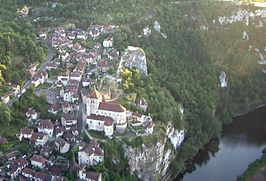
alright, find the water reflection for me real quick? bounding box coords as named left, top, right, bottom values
left=182, top=106, right=266, bottom=181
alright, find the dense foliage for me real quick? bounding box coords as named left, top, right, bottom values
left=0, top=87, right=49, bottom=138
left=0, top=0, right=46, bottom=93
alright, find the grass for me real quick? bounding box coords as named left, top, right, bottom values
left=39, top=82, right=52, bottom=89
left=88, top=130, right=109, bottom=140
left=239, top=152, right=266, bottom=181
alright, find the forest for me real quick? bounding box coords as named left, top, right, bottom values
left=0, top=0, right=46, bottom=95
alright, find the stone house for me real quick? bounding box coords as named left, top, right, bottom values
left=78, top=140, right=104, bottom=166
left=37, top=119, right=54, bottom=139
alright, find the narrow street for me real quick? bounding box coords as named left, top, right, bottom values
left=7, top=38, right=54, bottom=106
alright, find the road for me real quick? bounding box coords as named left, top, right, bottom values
left=77, top=96, right=86, bottom=139
left=7, top=38, right=54, bottom=106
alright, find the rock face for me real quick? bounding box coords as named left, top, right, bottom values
left=123, top=122, right=185, bottom=181
left=121, top=46, right=148, bottom=76
left=166, top=125, right=185, bottom=150
left=123, top=139, right=172, bottom=181
left=219, top=71, right=228, bottom=88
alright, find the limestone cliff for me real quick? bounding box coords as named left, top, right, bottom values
left=123, top=122, right=185, bottom=181
left=120, top=46, right=148, bottom=76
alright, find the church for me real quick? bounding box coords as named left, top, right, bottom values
left=86, top=89, right=127, bottom=137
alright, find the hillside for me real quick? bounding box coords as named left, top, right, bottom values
left=0, top=0, right=46, bottom=96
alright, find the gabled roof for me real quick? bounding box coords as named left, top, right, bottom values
left=133, top=112, right=142, bottom=118
left=50, top=104, right=61, bottom=111
left=62, top=113, right=77, bottom=121
left=86, top=171, right=101, bottom=181
left=31, top=155, right=46, bottom=165
left=99, top=102, right=126, bottom=113
left=31, top=132, right=48, bottom=141
left=38, top=119, right=54, bottom=130
left=55, top=138, right=68, bottom=147
left=34, top=172, right=51, bottom=181
left=79, top=139, right=103, bottom=157
left=20, top=127, right=34, bottom=135
left=87, top=114, right=114, bottom=126
left=87, top=114, right=106, bottom=121
left=89, top=89, right=102, bottom=99
left=22, top=167, right=34, bottom=176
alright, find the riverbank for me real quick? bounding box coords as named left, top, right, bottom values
left=238, top=152, right=266, bottom=181
left=174, top=104, right=266, bottom=181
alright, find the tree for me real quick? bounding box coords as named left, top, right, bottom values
left=0, top=103, right=11, bottom=126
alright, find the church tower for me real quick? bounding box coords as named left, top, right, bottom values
left=87, top=89, right=102, bottom=115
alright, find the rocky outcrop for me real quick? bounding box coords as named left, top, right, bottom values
left=121, top=46, right=148, bottom=76
left=123, top=140, right=172, bottom=180
left=219, top=71, right=228, bottom=88
left=123, top=122, right=185, bottom=181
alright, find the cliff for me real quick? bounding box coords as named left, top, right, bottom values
left=123, top=122, right=185, bottom=180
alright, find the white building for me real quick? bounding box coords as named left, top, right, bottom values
left=63, top=85, right=79, bottom=103
left=25, top=108, right=38, bottom=121
left=17, top=127, right=34, bottom=141
left=31, top=155, right=46, bottom=169
left=37, top=119, right=54, bottom=139
left=96, top=102, right=127, bottom=125
left=103, top=37, right=113, bottom=48
left=86, top=89, right=103, bottom=115
left=61, top=113, right=77, bottom=128
left=70, top=71, right=82, bottom=82
left=30, top=133, right=48, bottom=147
left=57, top=72, right=69, bottom=86
left=86, top=89, right=127, bottom=132
left=78, top=140, right=104, bottom=166
left=77, top=30, right=87, bottom=40
left=86, top=114, right=114, bottom=137
left=55, top=138, right=70, bottom=154
left=79, top=171, right=102, bottom=181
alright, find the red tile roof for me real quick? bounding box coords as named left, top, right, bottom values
left=104, top=117, right=114, bottom=126
left=20, top=127, right=34, bottom=135
left=80, top=139, right=103, bottom=157
left=31, top=155, right=46, bottom=165
left=38, top=119, right=54, bottom=130
left=31, top=132, right=48, bottom=141
left=86, top=171, right=101, bottom=181
left=133, top=112, right=142, bottom=118
left=99, top=102, right=126, bottom=112
left=87, top=114, right=106, bottom=121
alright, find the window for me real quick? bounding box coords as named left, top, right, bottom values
left=98, top=122, right=100, bottom=125
left=90, top=121, right=92, bottom=123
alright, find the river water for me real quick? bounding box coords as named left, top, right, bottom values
left=182, top=106, right=266, bottom=181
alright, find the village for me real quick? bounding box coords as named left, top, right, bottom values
left=0, top=22, right=156, bottom=181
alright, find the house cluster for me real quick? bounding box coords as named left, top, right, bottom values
left=75, top=139, right=104, bottom=180
left=27, top=62, right=50, bottom=88
left=1, top=152, right=65, bottom=181
left=0, top=114, right=102, bottom=180
left=0, top=83, right=21, bottom=104
left=0, top=21, right=152, bottom=180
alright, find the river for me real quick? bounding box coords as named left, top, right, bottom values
left=181, top=106, right=266, bottom=181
